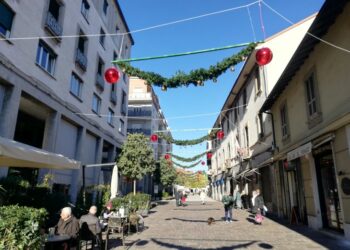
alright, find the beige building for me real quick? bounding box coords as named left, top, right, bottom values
left=128, top=77, right=172, bottom=196
left=0, top=0, right=133, bottom=201
left=261, top=0, right=350, bottom=239
left=208, top=14, right=314, bottom=209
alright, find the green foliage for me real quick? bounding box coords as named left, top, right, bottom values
left=111, top=196, right=128, bottom=210
left=126, top=193, right=151, bottom=212
left=160, top=159, right=177, bottom=187
left=170, top=151, right=207, bottom=162
left=162, top=191, right=169, bottom=199
left=117, top=133, right=156, bottom=184
left=86, top=184, right=111, bottom=214
left=156, top=129, right=219, bottom=146
left=0, top=205, right=48, bottom=250
left=36, top=173, right=54, bottom=188
left=116, top=43, right=257, bottom=88
left=172, top=159, right=202, bottom=169
left=74, top=187, right=93, bottom=218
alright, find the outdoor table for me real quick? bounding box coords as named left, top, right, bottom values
left=44, top=235, right=70, bottom=250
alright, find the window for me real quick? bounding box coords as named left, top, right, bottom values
left=0, top=2, right=14, bottom=38
left=96, top=58, right=105, bottom=89
left=36, top=41, right=56, bottom=75
left=70, top=73, right=83, bottom=98
left=48, top=0, right=60, bottom=20
left=255, top=67, right=262, bottom=95
left=305, top=72, right=319, bottom=117
left=81, top=0, right=90, bottom=20
left=280, top=103, right=289, bottom=139
left=46, top=0, right=62, bottom=37
left=242, top=88, right=247, bottom=110
left=113, top=51, right=118, bottom=61
left=244, top=125, right=249, bottom=148
left=256, top=113, right=264, bottom=138
left=121, top=91, right=127, bottom=115
left=234, top=101, right=238, bottom=123
left=92, top=93, right=101, bottom=114
left=119, top=119, right=125, bottom=134
left=99, top=28, right=105, bottom=47
left=75, top=31, right=88, bottom=70
left=103, top=0, right=108, bottom=15
left=107, top=108, right=114, bottom=126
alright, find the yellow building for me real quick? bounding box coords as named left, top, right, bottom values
left=261, top=0, right=350, bottom=239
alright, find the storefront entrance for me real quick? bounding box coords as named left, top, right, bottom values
left=314, top=146, right=343, bottom=232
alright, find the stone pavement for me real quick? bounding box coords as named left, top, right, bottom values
left=108, top=195, right=350, bottom=250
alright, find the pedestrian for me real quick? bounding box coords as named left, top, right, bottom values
left=181, top=191, right=187, bottom=206
left=200, top=190, right=206, bottom=205
left=175, top=190, right=180, bottom=207
left=234, top=187, right=242, bottom=209
left=222, top=190, right=235, bottom=223
left=252, top=188, right=265, bottom=224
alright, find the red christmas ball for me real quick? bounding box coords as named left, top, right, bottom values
left=201, top=161, right=205, bottom=166
left=104, top=67, right=120, bottom=84
left=207, top=152, right=212, bottom=159
left=150, top=134, right=158, bottom=142
left=164, top=154, right=170, bottom=160
left=217, top=131, right=224, bottom=140
left=256, top=47, right=273, bottom=66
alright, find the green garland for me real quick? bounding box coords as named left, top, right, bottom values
left=172, top=160, right=203, bottom=169
left=116, top=43, right=257, bottom=88
left=157, top=129, right=219, bottom=146
left=170, top=152, right=207, bottom=162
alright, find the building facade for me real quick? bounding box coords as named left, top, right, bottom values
left=127, top=77, right=172, bottom=196
left=261, top=0, right=350, bottom=239
left=0, top=0, right=133, bottom=202
left=208, top=15, right=314, bottom=213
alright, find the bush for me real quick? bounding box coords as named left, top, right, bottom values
left=0, top=205, right=48, bottom=250
left=111, top=196, right=128, bottom=210
left=162, top=191, right=169, bottom=199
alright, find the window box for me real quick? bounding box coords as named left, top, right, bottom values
left=45, top=12, right=62, bottom=39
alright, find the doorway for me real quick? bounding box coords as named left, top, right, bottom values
left=315, top=147, right=343, bottom=232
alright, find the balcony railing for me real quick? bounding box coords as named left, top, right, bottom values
left=128, top=93, right=152, bottom=101
left=127, top=128, right=151, bottom=135
left=75, top=49, right=87, bottom=71
left=96, top=74, right=105, bottom=90
left=45, top=12, right=62, bottom=38
left=127, top=110, right=152, bottom=117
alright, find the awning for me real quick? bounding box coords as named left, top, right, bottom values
left=0, top=136, right=80, bottom=170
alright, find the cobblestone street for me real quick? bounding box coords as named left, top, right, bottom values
left=108, top=195, right=350, bottom=250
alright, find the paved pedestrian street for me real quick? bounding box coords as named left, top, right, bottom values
left=108, top=195, right=350, bottom=250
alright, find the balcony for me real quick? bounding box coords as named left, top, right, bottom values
left=45, top=12, right=62, bottom=38
left=127, top=110, right=152, bottom=117
left=96, top=74, right=105, bottom=90
left=127, top=128, right=151, bottom=135
left=75, top=49, right=87, bottom=71
left=128, top=93, right=152, bottom=101
left=110, top=91, right=117, bottom=104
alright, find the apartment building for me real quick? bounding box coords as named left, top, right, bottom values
left=208, top=14, right=314, bottom=208
left=127, top=77, right=172, bottom=196
left=0, top=0, right=133, bottom=202
left=261, top=0, right=350, bottom=239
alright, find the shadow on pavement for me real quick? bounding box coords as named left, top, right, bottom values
left=173, top=208, right=220, bottom=211
left=150, top=238, right=259, bottom=249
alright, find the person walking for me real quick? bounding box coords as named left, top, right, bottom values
left=234, top=188, right=242, bottom=209
left=175, top=190, right=180, bottom=207
left=252, top=189, right=265, bottom=224
left=222, top=190, right=235, bottom=223
left=200, top=190, right=206, bottom=205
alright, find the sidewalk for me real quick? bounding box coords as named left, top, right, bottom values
left=108, top=195, right=350, bottom=249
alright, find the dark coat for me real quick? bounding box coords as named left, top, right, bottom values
left=79, top=213, right=101, bottom=235
left=252, top=195, right=265, bottom=213
left=222, top=195, right=235, bottom=209
left=57, top=215, right=80, bottom=239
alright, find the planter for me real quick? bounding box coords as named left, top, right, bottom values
left=137, top=209, right=149, bottom=217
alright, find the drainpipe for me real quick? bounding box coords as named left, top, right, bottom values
left=262, top=111, right=277, bottom=152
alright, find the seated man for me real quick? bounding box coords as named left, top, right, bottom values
left=79, top=205, right=102, bottom=247
left=56, top=207, right=80, bottom=249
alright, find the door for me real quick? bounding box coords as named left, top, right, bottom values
left=315, top=150, right=343, bottom=232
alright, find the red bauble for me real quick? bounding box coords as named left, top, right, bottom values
left=201, top=161, right=205, bottom=166
left=207, top=152, right=212, bottom=159
left=256, top=47, right=273, bottom=66
left=104, top=67, right=120, bottom=84
left=164, top=154, right=170, bottom=160
left=150, top=134, right=158, bottom=142
left=217, top=131, right=224, bottom=140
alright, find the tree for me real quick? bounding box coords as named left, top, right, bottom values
left=117, top=133, right=156, bottom=194
left=159, top=159, right=177, bottom=187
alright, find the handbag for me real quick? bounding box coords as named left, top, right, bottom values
left=255, top=213, right=264, bottom=223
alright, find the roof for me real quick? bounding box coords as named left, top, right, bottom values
left=260, top=0, right=349, bottom=112
left=114, top=0, right=135, bottom=45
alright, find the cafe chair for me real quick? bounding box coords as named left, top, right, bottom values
left=105, top=217, right=127, bottom=249
left=79, top=222, right=101, bottom=250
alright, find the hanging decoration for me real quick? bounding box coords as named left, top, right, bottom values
left=157, top=129, right=219, bottom=146
left=164, top=154, right=171, bottom=160
left=115, top=43, right=257, bottom=89
left=201, top=161, right=205, bottom=166
left=150, top=134, right=158, bottom=142
left=172, top=159, right=203, bottom=169
left=207, top=152, right=213, bottom=159
left=217, top=130, right=224, bottom=140
left=170, top=151, right=207, bottom=163
left=104, top=67, right=120, bottom=84
left=255, top=47, right=273, bottom=66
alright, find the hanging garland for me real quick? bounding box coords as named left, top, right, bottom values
left=172, top=159, right=203, bottom=169
left=156, top=129, right=219, bottom=146
left=170, top=151, right=207, bottom=162
left=115, top=42, right=257, bottom=88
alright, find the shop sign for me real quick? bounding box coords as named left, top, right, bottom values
left=287, top=142, right=312, bottom=161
